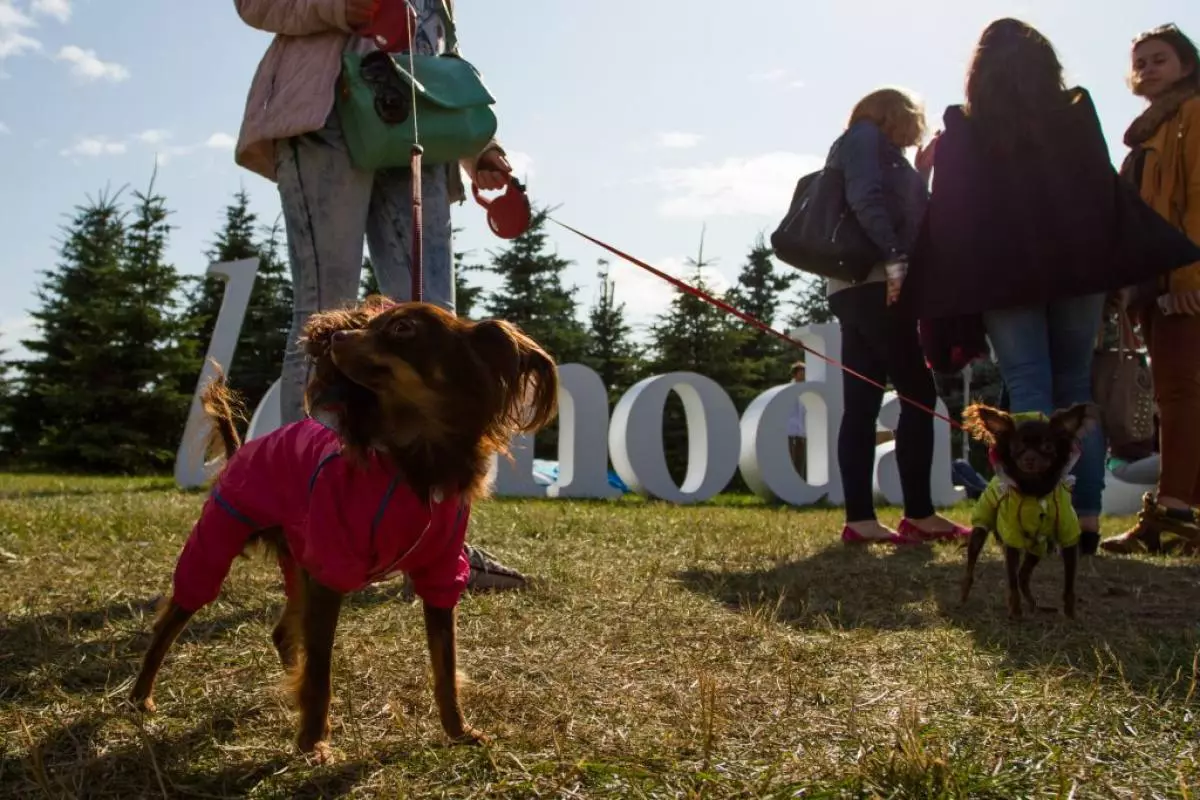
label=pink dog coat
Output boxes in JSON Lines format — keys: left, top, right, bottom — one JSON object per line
{"left": 171, "top": 418, "right": 471, "bottom": 612}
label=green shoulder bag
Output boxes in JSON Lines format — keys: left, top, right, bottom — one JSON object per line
{"left": 335, "top": 7, "right": 498, "bottom": 170}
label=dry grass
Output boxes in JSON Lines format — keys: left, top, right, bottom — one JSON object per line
{"left": 1, "top": 472, "right": 1198, "bottom": 799}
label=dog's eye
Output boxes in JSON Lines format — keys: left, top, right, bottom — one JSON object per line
{"left": 389, "top": 319, "right": 417, "bottom": 339}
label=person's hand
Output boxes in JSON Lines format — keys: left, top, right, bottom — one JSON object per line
{"left": 915, "top": 130, "right": 941, "bottom": 180}
{"left": 347, "top": 0, "right": 379, "bottom": 30}
{"left": 1164, "top": 290, "right": 1200, "bottom": 316}
{"left": 474, "top": 149, "right": 513, "bottom": 192}
{"left": 885, "top": 258, "right": 908, "bottom": 306}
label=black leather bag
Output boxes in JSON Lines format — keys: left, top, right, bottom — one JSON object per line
{"left": 770, "top": 166, "right": 883, "bottom": 283}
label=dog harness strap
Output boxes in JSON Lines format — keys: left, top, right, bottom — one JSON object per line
{"left": 212, "top": 490, "right": 260, "bottom": 529}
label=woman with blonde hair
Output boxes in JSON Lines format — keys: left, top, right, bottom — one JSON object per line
{"left": 825, "top": 87, "right": 968, "bottom": 545}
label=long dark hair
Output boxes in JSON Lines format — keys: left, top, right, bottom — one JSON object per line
{"left": 965, "top": 19, "right": 1070, "bottom": 146}
{"left": 1132, "top": 24, "right": 1200, "bottom": 96}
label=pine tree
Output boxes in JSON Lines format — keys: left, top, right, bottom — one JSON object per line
{"left": 118, "top": 174, "right": 202, "bottom": 460}
{"left": 7, "top": 178, "right": 196, "bottom": 472}
{"left": 484, "top": 208, "right": 587, "bottom": 458}
{"left": 583, "top": 258, "right": 644, "bottom": 403}
{"left": 454, "top": 252, "right": 486, "bottom": 321}
{"left": 649, "top": 230, "right": 758, "bottom": 486}
{"left": 786, "top": 276, "right": 834, "bottom": 328}
{"left": 484, "top": 208, "right": 588, "bottom": 364}
{"left": 226, "top": 213, "right": 293, "bottom": 421}
{"left": 187, "top": 189, "right": 258, "bottom": 352}
{"left": 360, "top": 255, "right": 380, "bottom": 299}
{"left": 725, "top": 234, "right": 799, "bottom": 394}
{"left": 0, "top": 351, "right": 12, "bottom": 453}
{"left": 185, "top": 193, "right": 292, "bottom": 427}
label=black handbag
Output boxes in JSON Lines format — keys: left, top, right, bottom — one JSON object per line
{"left": 770, "top": 166, "right": 883, "bottom": 283}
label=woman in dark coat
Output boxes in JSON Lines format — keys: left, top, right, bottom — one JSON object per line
{"left": 904, "top": 18, "right": 1200, "bottom": 553}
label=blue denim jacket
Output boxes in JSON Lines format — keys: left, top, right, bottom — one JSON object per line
{"left": 827, "top": 121, "right": 929, "bottom": 259}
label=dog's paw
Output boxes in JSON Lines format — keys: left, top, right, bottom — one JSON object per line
{"left": 1063, "top": 594, "right": 1076, "bottom": 620}
{"left": 297, "top": 735, "right": 337, "bottom": 765}
{"left": 128, "top": 693, "right": 156, "bottom": 714}
{"left": 450, "top": 725, "right": 490, "bottom": 747}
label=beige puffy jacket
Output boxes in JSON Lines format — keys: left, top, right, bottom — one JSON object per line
{"left": 232, "top": 0, "right": 501, "bottom": 202}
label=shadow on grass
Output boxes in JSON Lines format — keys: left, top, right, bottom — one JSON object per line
{"left": 675, "top": 542, "right": 1200, "bottom": 694}
{"left": 0, "top": 582, "right": 413, "bottom": 706}
{"left": 0, "top": 706, "right": 406, "bottom": 799}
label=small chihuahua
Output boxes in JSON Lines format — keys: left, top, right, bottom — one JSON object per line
{"left": 129, "top": 298, "right": 559, "bottom": 761}
{"left": 959, "top": 402, "right": 1098, "bottom": 620}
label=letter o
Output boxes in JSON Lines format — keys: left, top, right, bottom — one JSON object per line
{"left": 609, "top": 372, "right": 740, "bottom": 504}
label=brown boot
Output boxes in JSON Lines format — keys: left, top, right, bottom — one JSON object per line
{"left": 1100, "top": 493, "right": 1199, "bottom": 555}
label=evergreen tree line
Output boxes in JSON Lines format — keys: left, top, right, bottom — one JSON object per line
{"left": 0, "top": 177, "right": 869, "bottom": 487}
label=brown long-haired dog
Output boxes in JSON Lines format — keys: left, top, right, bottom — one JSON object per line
{"left": 959, "top": 403, "right": 1096, "bottom": 620}
{"left": 129, "top": 297, "right": 558, "bottom": 761}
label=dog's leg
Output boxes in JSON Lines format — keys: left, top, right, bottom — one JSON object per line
{"left": 1018, "top": 552, "right": 1055, "bottom": 613}
{"left": 272, "top": 550, "right": 302, "bottom": 671}
{"left": 129, "top": 600, "right": 195, "bottom": 713}
{"left": 1061, "top": 543, "right": 1079, "bottom": 619}
{"left": 960, "top": 527, "right": 989, "bottom": 605}
{"left": 422, "top": 601, "right": 487, "bottom": 745}
{"left": 1004, "top": 547, "right": 1023, "bottom": 619}
{"left": 295, "top": 573, "right": 343, "bottom": 762}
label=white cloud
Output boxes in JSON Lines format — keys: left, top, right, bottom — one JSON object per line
{"left": 505, "top": 150, "right": 534, "bottom": 180}
{"left": 657, "top": 131, "right": 703, "bottom": 149}
{"left": 204, "top": 132, "right": 236, "bottom": 150}
{"left": 135, "top": 128, "right": 170, "bottom": 145}
{"left": 603, "top": 254, "right": 731, "bottom": 328}
{"left": 0, "top": 121, "right": 9, "bottom": 134}
{"left": 653, "top": 151, "right": 823, "bottom": 219}
{"left": 749, "top": 68, "right": 788, "bottom": 83}
{"left": 56, "top": 45, "right": 130, "bottom": 82}
{"left": 31, "top": 0, "right": 69, "bottom": 23}
{"left": 0, "top": 0, "right": 40, "bottom": 60}
{"left": 60, "top": 136, "right": 126, "bottom": 157}
{"left": 749, "top": 68, "right": 805, "bottom": 91}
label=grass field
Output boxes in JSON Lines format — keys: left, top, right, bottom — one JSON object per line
{"left": 1, "top": 473, "right": 1198, "bottom": 799}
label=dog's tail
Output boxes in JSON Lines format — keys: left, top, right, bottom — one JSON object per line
{"left": 200, "top": 361, "right": 246, "bottom": 460}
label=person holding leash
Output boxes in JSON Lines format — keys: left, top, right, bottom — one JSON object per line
{"left": 232, "top": 0, "right": 526, "bottom": 591}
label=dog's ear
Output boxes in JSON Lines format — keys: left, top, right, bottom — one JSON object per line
{"left": 962, "top": 403, "right": 1014, "bottom": 445}
{"left": 470, "top": 319, "right": 559, "bottom": 437}
{"left": 1049, "top": 403, "right": 1099, "bottom": 440}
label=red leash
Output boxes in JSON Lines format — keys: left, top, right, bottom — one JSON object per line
{"left": 410, "top": 145, "right": 424, "bottom": 302}
{"left": 547, "top": 217, "right": 962, "bottom": 430}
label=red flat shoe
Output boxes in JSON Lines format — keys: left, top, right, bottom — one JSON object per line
{"left": 841, "top": 526, "right": 920, "bottom": 546}
{"left": 898, "top": 518, "right": 971, "bottom": 542}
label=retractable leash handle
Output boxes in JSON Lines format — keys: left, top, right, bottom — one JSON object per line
{"left": 473, "top": 177, "right": 533, "bottom": 240}
{"left": 359, "top": 0, "right": 417, "bottom": 53}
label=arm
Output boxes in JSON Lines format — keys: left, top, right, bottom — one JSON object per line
{"left": 234, "top": 0, "right": 351, "bottom": 37}
{"left": 1171, "top": 100, "right": 1200, "bottom": 295}
{"left": 840, "top": 123, "right": 903, "bottom": 258}
{"left": 439, "top": 0, "right": 506, "bottom": 182}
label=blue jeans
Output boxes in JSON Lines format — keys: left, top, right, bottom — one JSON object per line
{"left": 983, "top": 294, "right": 1106, "bottom": 518}
{"left": 274, "top": 111, "right": 455, "bottom": 425}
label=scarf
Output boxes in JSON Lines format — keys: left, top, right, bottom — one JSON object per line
{"left": 1124, "top": 83, "right": 1200, "bottom": 148}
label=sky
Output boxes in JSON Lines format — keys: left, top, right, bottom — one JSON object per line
{"left": 0, "top": 0, "right": 1195, "bottom": 362}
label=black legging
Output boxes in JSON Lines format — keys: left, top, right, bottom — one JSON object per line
{"left": 829, "top": 283, "right": 938, "bottom": 523}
